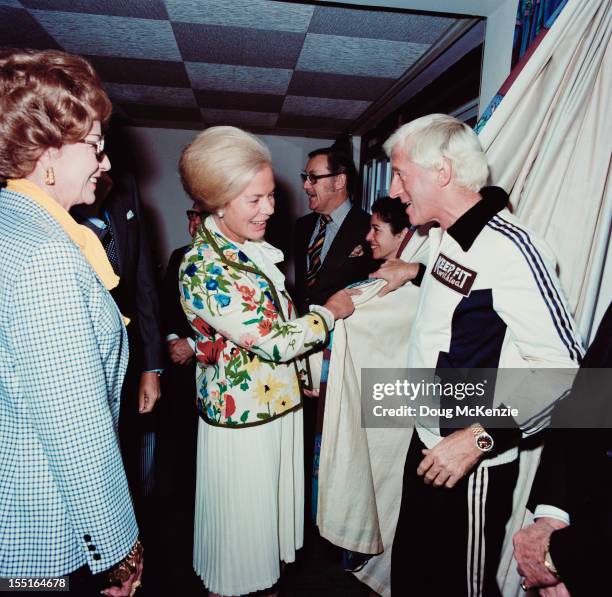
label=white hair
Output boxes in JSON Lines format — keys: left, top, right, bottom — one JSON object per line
{"left": 383, "top": 114, "right": 489, "bottom": 192}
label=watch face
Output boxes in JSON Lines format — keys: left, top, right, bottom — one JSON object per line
{"left": 476, "top": 433, "right": 494, "bottom": 452}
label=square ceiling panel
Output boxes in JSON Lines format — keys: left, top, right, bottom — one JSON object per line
{"left": 173, "top": 22, "right": 303, "bottom": 68}
{"left": 21, "top": 0, "right": 169, "bottom": 19}
{"left": 87, "top": 55, "right": 191, "bottom": 87}
{"left": 308, "top": 5, "right": 455, "bottom": 43}
{"left": 30, "top": 10, "right": 181, "bottom": 60}
{"left": 201, "top": 108, "right": 279, "bottom": 128}
{"left": 282, "top": 95, "right": 371, "bottom": 120}
{"left": 186, "top": 62, "right": 293, "bottom": 95}
{"left": 165, "top": 0, "right": 314, "bottom": 33}
{"left": 104, "top": 83, "right": 197, "bottom": 108}
{"left": 297, "top": 33, "right": 428, "bottom": 78}
{"left": 1, "top": 0, "right": 475, "bottom": 137}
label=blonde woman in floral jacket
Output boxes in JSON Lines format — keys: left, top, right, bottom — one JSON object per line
{"left": 179, "top": 126, "right": 355, "bottom": 597}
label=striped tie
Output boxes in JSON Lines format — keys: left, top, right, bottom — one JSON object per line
{"left": 306, "top": 214, "right": 331, "bottom": 287}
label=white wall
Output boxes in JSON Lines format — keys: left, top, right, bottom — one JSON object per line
{"left": 116, "top": 126, "right": 332, "bottom": 280}
{"left": 479, "top": 0, "right": 519, "bottom": 115}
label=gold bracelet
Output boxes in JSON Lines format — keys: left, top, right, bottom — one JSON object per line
{"left": 107, "top": 540, "right": 144, "bottom": 584}
{"left": 543, "top": 541, "right": 561, "bottom": 580}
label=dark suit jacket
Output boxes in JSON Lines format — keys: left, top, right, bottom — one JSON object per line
{"left": 155, "top": 245, "right": 197, "bottom": 507}
{"left": 103, "top": 173, "right": 164, "bottom": 372}
{"left": 529, "top": 302, "right": 612, "bottom": 596}
{"left": 294, "top": 205, "right": 379, "bottom": 314}
{"left": 161, "top": 246, "right": 194, "bottom": 342}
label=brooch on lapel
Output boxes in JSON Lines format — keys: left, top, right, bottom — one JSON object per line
{"left": 348, "top": 244, "right": 364, "bottom": 258}
{"left": 126, "top": 209, "right": 135, "bottom": 220}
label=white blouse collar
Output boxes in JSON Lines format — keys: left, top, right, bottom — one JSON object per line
{"left": 205, "top": 215, "right": 286, "bottom": 289}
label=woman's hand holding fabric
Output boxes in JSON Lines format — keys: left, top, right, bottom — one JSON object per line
{"left": 323, "top": 289, "right": 357, "bottom": 320}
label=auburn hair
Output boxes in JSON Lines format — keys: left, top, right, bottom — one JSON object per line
{"left": 0, "top": 48, "right": 112, "bottom": 179}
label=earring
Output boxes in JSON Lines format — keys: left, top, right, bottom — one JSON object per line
{"left": 217, "top": 210, "right": 224, "bottom": 218}
{"left": 45, "top": 167, "right": 55, "bottom": 186}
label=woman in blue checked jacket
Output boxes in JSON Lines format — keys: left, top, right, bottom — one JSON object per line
{"left": 0, "top": 49, "right": 141, "bottom": 596}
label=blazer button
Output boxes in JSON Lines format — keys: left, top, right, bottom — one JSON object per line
{"left": 93, "top": 554, "right": 101, "bottom": 561}
{"left": 88, "top": 545, "right": 96, "bottom": 551}
{"left": 83, "top": 534, "right": 92, "bottom": 542}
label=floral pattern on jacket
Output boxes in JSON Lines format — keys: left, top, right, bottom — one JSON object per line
{"left": 180, "top": 223, "right": 329, "bottom": 427}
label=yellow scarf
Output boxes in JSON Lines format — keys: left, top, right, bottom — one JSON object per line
{"left": 7, "top": 179, "right": 129, "bottom": 324}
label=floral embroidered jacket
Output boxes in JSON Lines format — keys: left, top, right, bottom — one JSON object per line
{"left": 180, "top": 224, "right": 329, "bottom": 428}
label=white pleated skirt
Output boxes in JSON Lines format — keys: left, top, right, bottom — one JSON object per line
{"left": 193, "top": 409, "right": 304, "bottom": 596}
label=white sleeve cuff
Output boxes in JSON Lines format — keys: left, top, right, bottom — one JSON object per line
{"left": 309, "top": 305, "right": 335, "bottom": 333}
{"left": 166, "top": 333, "right": 179, "bottom": 342}
{"left": 534, "top": 505, "right": 570, "bottom": 525}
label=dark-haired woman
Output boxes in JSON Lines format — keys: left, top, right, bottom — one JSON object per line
{"left": 0, "top": 49, "right": 141, "bottom": 596}
{"left": 365, "top": 195, "right": 411, "bottom": 261}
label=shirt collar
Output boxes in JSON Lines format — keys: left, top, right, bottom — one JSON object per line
{"left": 447, "top": 186, "right": 509, "bottom": 251}
{"left": 87, "top": 216, "right": 107, "bottom": 230}
{"left": 329, "top": 198, "right": 351, "bottom": 226}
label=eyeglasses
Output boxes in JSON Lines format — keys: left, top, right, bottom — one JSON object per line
{"left": 300, "top": 171, "right": 340, "bottom": 185}
{"left": 80, "top": 137, "right": 105, "bottom": 162}
{"left": 186, "top": 209, "right": 205, "bottom": 221}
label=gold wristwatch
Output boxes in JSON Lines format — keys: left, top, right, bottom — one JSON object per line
{"left": 470, "top": 422, "right": 494, "bottom": 452}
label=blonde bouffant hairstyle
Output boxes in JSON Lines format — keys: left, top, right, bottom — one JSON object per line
{"left": 179, "top": 126, "right": 272, "bottom": 212}
{"left": 383, "top": 114, "right": 489, "bottom": 192}
{"left": 0, "top": 48, "right": 112, "bottom": 179}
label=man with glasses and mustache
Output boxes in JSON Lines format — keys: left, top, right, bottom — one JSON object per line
{"left": 294, "top": 147, "right": 377, "bottom": 532}
{"left": 294, "top": 147, "right": 377, "bottom": 315}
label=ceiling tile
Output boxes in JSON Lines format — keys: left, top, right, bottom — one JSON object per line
{"left": 30, "top": 10, "right": 181, "bottom": 60}
{"left": 195, "top": 90, "right": 284, "bottom": 112}
{"left": 20, "top": 0, "right": 168, "bottom": 19}
{"left": 0, "top": 6, "right": 61, "bottom": 48}
{"left": 309, "top": 6, "right": 455, "bottom": 43}
{"left": 277, "top": 113, "right": 351, "bottom": 133}
{"left": 166, "top": 0, "right": 313, "bottom": 33}
{"left": 288, "top": 71, "right": 395, "bottom": 101}
{"left": 297, "top": 33, "right": 428, "bottom": 78}
{"left": 283, "top": 95, "right": 370, "bottom": 120}
{"left": 105, "top": 83, "right": 197, "bottom": 108}
{"left": 186, "top": 63, "right": 292, "bottom": 95}
{"left": 201, "top": 108, "right": 278, "bottom": 128}
{"left": 120, "top": 104, "right": 202, "bottom": 123}
{"left": 173, "top": 22, "right": 303, "bottom": 68}
{"left": 86, "top": 56, "right": 190, "bottom": 87}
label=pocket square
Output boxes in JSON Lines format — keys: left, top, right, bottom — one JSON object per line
{"left": 126, "top": 209, "right": 135, "bottom": 220}
{"left": 349, "top": 244, "right": 364, "bottom": 258}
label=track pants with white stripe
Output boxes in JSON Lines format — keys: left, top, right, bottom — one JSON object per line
{"left": 391, "top": 435, "right": 519, "bottom": 597}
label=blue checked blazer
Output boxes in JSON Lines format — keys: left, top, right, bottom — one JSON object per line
{"left": 0, "top": 188, "right": 138, "bottom": 576}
